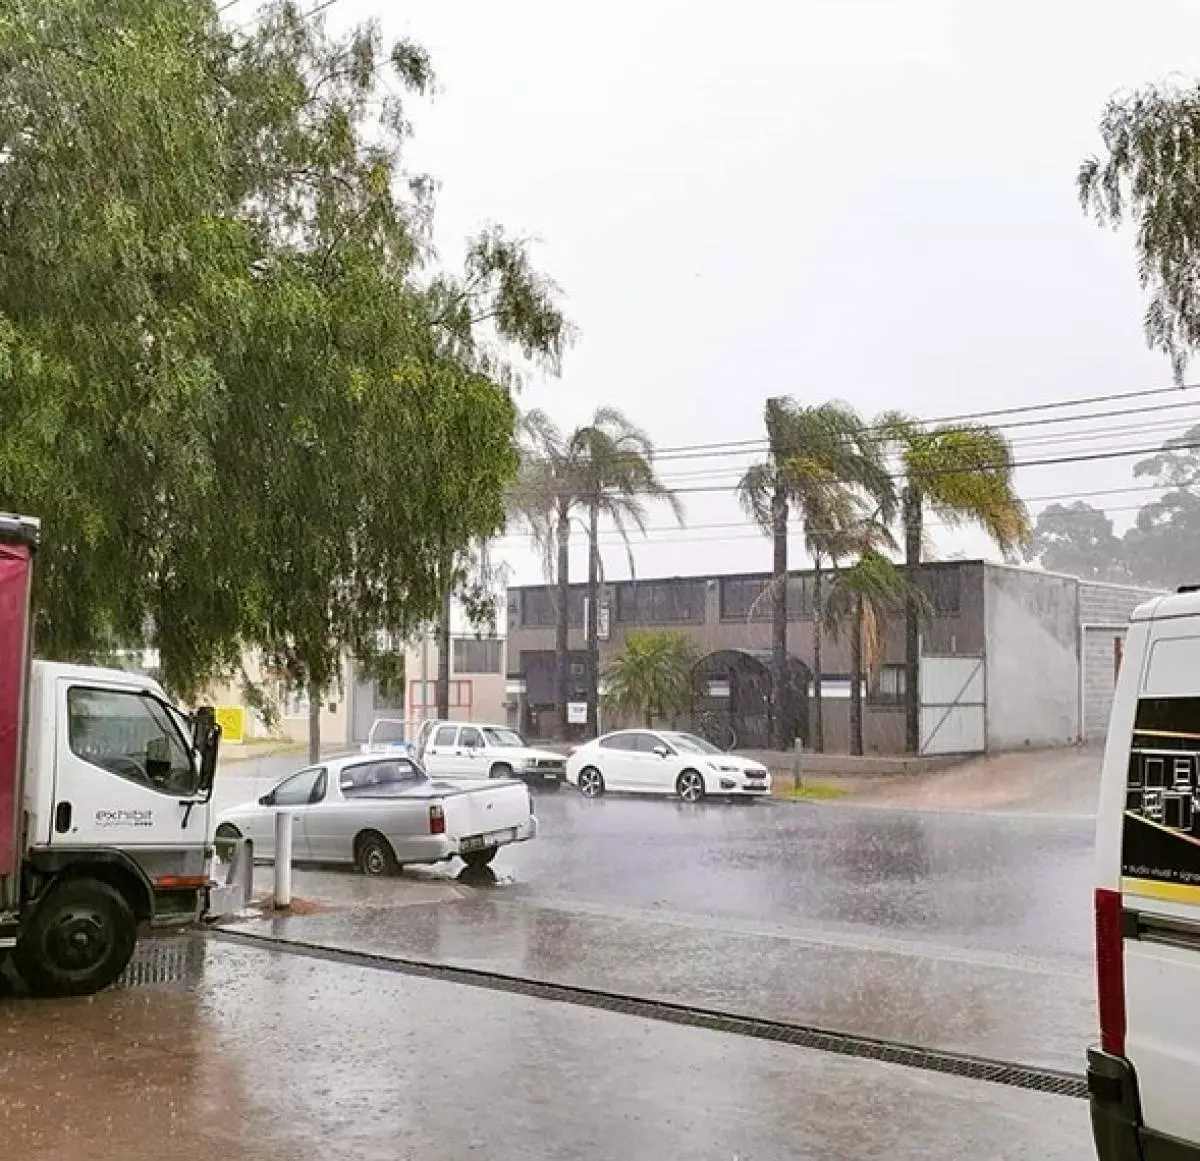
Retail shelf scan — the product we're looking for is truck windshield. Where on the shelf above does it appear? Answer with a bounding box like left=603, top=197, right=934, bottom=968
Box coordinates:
left=67, top=687, right=199, bottom=797
left=482, top=728, right=525, bottom=748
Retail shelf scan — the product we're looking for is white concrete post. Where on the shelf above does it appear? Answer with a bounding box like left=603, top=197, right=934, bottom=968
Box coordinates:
left=273, top=812, right=293, bottom=910
left=792, top=738, right=804, bottom=791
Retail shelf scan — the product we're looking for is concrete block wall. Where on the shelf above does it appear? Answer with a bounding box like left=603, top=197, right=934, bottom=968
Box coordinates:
left=1078, top=581, right=1164, bottom=741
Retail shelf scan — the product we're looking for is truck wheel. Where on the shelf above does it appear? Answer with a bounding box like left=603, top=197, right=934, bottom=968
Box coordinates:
left=462, top=847, right=498, bottom=870
left=13, top=879, right=137, bottom=998
left=355, top=831, right=398, bottom=877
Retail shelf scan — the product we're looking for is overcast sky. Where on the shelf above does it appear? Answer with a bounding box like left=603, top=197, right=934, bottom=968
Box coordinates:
left=277, top=0, right=1198, bottom=594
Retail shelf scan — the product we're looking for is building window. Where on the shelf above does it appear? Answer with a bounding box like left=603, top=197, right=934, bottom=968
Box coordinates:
left=519, top=587, right=585, bottom=628
left=919, top=567, right=961, bottom=614
left=453, top=637, right=503, bottom=674
left=614, top=580, right=707, bottom=625
left=868, top=664, right=906, bottom=706
left=719, top=574, right=814, bottom=620
left=373, top=678, right=404, bottom=711
left=408, top=679, right=472, bottom=713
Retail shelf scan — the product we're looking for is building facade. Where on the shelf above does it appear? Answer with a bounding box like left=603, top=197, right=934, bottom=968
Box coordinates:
left=504, top=562, right=1162, bottom=754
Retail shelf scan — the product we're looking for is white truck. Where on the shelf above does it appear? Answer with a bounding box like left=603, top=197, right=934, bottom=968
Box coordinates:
left=0, top=514, right=223, bottom=996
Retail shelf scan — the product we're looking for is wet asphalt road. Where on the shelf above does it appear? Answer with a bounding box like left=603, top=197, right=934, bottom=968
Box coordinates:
left=0, top=752, right=1093, bottom=1158
left=0, top=938, right=1091, bottom=1161
left=216, top=752, right=1095, bottom=968
left=215, top=759, right=1097, bottom=1071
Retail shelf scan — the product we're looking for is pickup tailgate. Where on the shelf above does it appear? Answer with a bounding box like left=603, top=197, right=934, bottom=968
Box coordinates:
left=440, top=780, right=532, bottom=845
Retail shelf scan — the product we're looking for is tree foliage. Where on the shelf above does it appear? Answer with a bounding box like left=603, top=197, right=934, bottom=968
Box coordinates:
left=1079, top=83, right=1200, bottom=378
left=602, top=630, right=698, bottom=729
left=737, top=398, right=894, bottom=751
left=0, top=0, right=568, bottom=712
left=510, top=407, right=682, bottom=735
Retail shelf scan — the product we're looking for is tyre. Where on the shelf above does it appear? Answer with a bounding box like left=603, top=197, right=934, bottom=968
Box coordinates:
left=462, top=847, right=499, bottom=870
left=489, top=763, right=513, bottom=780
left=13, top=878, right=138, bottom=998
left=578, top=766, right=605, bottom=798
left=676, top=769, right=706, bottom=804
left=355, top=831, right=398, bottom=877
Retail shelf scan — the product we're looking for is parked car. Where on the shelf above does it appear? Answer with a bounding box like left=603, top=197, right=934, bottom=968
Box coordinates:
left=415, top=719, right=567, bottom=787
left=1089, top=589, right=1200, bottom=1160
left=565, top=729, right=771, bottom=802
left=215, top=753, right=538, bottom=873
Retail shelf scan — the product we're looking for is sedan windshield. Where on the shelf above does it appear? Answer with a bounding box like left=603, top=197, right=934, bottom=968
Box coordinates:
left=483, top=727, right=525, bottom=748
left=664, top=732, right=723, bottom=755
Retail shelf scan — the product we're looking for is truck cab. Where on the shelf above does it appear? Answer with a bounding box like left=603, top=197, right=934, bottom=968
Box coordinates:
left=1, top=514, right=220, bottom=996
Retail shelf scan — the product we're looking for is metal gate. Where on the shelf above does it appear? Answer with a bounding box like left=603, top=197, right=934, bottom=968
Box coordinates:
left=920, top=654, right=985, bottom=756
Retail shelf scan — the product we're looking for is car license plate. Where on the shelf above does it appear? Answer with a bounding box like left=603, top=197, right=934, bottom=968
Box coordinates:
left=461, top=829, right=515, bottom=852
left=543, top=771, right=559, bottom=781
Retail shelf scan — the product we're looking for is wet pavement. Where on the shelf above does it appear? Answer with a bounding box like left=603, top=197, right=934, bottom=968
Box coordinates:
left=209, top=787, right=1098, bottom=1073
left=0, top=936, right=1091, bottom=1161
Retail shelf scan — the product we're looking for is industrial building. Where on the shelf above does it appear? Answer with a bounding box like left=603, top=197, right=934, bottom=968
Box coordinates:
left=503, top=561, right=1163, bottom=755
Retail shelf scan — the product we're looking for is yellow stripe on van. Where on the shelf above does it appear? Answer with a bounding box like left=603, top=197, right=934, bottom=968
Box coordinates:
left=1122, top=876, right=1200, bottom=904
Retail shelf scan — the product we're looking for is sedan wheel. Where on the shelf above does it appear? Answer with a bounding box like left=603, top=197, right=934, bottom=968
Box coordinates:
left=578, top=767, right=605, bottom=799
left=676, top=769, right=706, bottom=803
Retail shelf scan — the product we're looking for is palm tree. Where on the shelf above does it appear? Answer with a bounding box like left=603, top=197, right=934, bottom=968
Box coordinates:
left=823, top=529, right=920, bottom=754
left=738, top=399, right=894, bottom=751
left=602, top=630, right=697, bottom=728
left=510, top=408, right=682, bottom=737
left=880, top=415, right=1031, bottom=753
left=566, top=409, right=683, bottom=735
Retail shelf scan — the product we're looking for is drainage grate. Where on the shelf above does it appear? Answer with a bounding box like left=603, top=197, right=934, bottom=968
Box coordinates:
left=210, top=929, right=1087, bottom=1100
left=116, top=934, right=207, bottom=990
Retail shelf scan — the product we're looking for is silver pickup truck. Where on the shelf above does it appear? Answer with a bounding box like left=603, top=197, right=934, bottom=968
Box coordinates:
left=216, top=752, right=538, bottom=873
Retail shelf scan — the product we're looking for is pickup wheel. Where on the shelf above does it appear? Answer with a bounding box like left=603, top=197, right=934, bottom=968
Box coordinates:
left=578, top=766, right=605, bottom=799
left=13, top=879, right=137, bottom=997
left=489, top=763, right=513, bottom=780
left=462, top=847, right=499, bottom=870
left=355, top=831, right=398, bottom=877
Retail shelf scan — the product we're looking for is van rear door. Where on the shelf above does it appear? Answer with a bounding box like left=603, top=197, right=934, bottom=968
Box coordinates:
left=1105, top=621, right=1200, bottom=1145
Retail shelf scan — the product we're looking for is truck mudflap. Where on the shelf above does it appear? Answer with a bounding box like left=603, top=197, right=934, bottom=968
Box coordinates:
left=206, top=836, right=254, bottom=919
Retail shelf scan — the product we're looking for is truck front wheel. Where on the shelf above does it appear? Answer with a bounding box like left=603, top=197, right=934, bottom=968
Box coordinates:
left=13, top=879, right=138, bottom=997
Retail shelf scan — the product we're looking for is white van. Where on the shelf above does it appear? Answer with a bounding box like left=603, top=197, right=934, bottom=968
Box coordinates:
left=1091, top=587, right=1200, bottom=1160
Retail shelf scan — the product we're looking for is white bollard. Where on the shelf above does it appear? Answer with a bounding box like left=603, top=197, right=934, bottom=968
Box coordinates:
left=274, top=811, right=293, bottom=910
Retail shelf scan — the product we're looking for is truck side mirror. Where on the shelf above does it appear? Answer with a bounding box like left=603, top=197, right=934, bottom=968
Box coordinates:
left=193, top=706, right=221, bottom=793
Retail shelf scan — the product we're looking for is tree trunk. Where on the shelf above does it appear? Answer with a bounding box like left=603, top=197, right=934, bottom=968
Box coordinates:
left=586, top=493, right=600, bottom=738
left=811, top=560, right=824, bottom=754
left=436, top=581, right=451, bottom=720
left=850, top=595, right=864, bottom=756
left=904, top=485, right=922, bottom=754
left=770, top=482, right=789, bottom=749
left=554, top=498, right=572, bottom=740
left=307, top=678, right=321, bottom=765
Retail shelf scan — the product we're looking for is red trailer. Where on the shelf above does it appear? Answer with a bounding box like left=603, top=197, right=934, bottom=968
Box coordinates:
left=0, top=514, right=38, bottom=914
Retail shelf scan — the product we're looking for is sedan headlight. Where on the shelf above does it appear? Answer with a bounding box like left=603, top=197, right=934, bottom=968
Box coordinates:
left=708, top=761, right=739, bottom=772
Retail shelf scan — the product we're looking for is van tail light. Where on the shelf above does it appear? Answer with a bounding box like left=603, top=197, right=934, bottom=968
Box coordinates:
left=429, top=804, right=445, bottom=836
left=1096, top=887, right=1127, bottom=1056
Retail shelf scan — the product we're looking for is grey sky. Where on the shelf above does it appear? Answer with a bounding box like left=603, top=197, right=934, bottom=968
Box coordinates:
left=315, top=0, right=1193, bottom=589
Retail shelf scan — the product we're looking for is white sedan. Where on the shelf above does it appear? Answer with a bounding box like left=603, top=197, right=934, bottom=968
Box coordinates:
left=565, top=730, right=771, bottom=802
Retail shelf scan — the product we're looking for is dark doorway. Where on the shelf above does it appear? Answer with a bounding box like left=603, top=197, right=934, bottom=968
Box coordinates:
left=690, top=649, right=810, bottom=751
